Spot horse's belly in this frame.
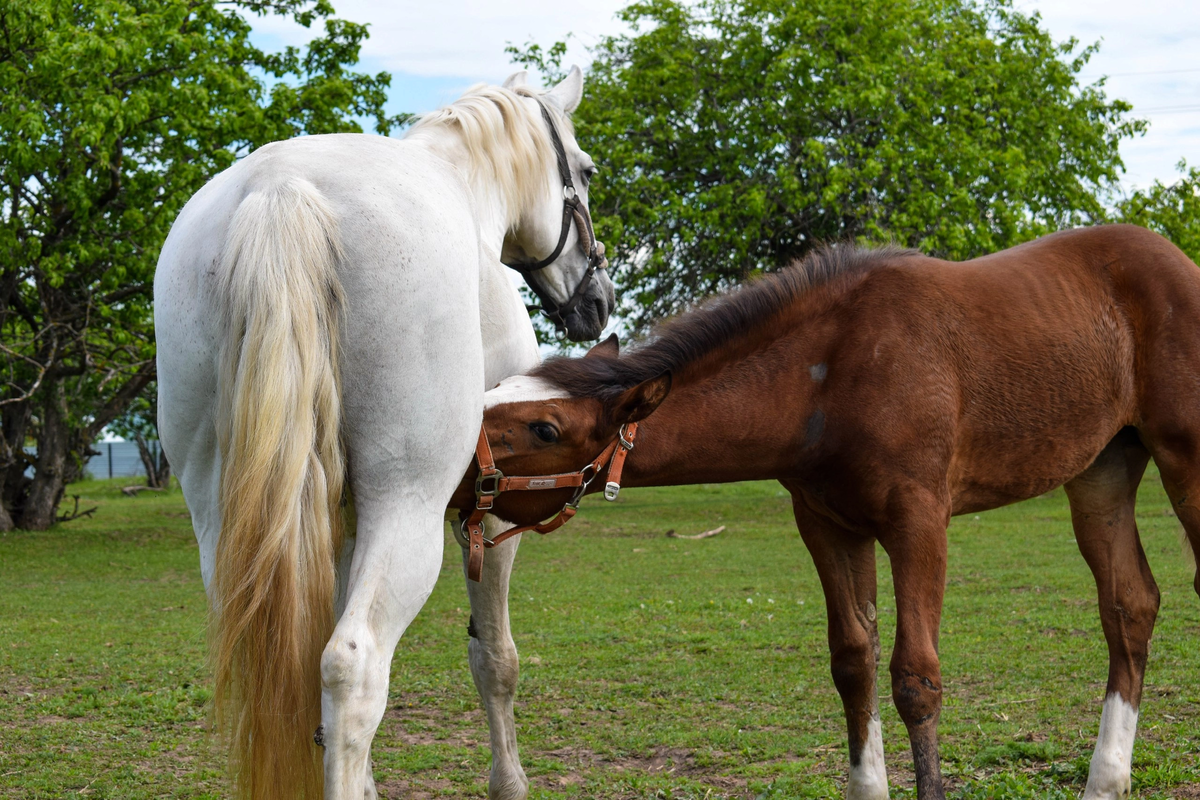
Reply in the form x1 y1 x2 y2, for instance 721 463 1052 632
947 416 1123 515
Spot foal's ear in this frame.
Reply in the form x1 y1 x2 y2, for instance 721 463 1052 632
585 333 619 360
610 372 671 423
544 65 583 113
503 70 528 89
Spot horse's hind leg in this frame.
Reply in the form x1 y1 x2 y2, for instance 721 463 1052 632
321 498 445 800
1150 443 1200 599
789 490 887 800
461 519 528 800
1065 428 1157 800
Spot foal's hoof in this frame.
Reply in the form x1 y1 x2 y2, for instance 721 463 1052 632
313 723 325 747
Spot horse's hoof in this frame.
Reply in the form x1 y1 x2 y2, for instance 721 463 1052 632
488 769 529 800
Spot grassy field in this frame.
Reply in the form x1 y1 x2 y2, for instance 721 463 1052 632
1 472 1198 799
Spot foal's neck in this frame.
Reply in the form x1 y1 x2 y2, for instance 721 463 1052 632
622 321 831 488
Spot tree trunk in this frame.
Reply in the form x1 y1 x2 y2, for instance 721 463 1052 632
158 452 171 487
0 402 32 531
0 498 13 532
135 432 161 488
19 389 70 530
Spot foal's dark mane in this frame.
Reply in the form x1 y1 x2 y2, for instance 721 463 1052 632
534 244 917 401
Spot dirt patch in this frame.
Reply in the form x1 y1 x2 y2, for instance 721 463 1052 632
529 744 751 796
1173 784 1200 800
374 775 454 799
34 715 68 725
383 692 485 749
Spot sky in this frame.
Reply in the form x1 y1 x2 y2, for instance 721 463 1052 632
249 0 1199 192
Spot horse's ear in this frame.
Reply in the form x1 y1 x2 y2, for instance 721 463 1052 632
544 65 583 113
610 372 671 424
585 333 619 360
503 70 528 90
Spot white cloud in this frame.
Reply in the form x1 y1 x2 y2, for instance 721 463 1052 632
1019 0 1200 189
251 0 633 81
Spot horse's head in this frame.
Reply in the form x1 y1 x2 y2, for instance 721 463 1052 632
500 68 616 341
451 335 671 525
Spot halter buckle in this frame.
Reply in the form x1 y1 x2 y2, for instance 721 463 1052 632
566 464 598 509
618 425 635 451
459 517 497 548
475 468 504 498
604 481 621 501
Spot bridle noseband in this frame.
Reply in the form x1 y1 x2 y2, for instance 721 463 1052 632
460 421 638 582
504 101 609 334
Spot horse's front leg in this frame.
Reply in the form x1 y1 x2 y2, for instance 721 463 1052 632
460 516 529 800
877 487 950 800
788 488 887 800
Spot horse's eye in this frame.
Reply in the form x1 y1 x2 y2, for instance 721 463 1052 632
581 166 596 186
529 422 559 444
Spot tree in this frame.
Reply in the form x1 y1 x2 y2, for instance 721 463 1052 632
1118 162 1200 264
107 383 170 489
0 0 404 530
514 0 1144 329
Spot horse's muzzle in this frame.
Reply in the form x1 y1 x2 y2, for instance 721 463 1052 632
562 269 615 341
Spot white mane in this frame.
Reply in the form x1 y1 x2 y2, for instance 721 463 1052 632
406 84 567 231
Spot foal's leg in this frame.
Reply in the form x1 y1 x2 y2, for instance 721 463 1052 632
1152 444 1200 599
790 494 887 800
461 517 528 800
321 498 446 800
1065 430 1156 800
876 489 950 800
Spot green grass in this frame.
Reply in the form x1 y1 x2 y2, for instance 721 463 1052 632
1 472 1198 798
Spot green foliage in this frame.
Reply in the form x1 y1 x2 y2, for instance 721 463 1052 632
0 0 400 526
1117 162 1200 263
514 0 1144 328
107 382 157 443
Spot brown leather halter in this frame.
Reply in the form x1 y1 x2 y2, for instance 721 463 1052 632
460 421 638 582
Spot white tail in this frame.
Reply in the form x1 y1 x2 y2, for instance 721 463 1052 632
211 178 346 799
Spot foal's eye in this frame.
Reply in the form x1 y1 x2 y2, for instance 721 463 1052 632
529 422 559 444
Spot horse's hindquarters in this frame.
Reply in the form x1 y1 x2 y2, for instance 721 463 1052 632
156 134 500 800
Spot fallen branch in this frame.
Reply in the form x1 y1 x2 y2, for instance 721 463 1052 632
56 495 98 522
121 485 165 497
666 525 726 540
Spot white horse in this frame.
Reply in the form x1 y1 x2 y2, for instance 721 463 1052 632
154 69 611 800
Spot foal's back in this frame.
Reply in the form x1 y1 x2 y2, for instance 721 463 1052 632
819 225 1200 514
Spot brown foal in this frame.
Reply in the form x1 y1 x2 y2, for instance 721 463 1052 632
453 224 1200 800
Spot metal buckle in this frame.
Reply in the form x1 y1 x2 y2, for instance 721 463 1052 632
566 485 588 510
453 518 471 548
567 465 597 509
458 518 497 548
618 425 635 451
604 481 621 501
475 468 504 498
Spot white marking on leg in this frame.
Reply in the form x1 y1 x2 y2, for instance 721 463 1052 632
847 715 888 800
1083 693 1138 800
484 375 568 409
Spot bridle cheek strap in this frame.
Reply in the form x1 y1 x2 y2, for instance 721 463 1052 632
504 101 609 333
461 421 639 582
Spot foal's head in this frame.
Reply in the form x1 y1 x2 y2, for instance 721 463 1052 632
455 335 670 525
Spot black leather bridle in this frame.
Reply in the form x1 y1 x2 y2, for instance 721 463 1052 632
504 101 608 334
